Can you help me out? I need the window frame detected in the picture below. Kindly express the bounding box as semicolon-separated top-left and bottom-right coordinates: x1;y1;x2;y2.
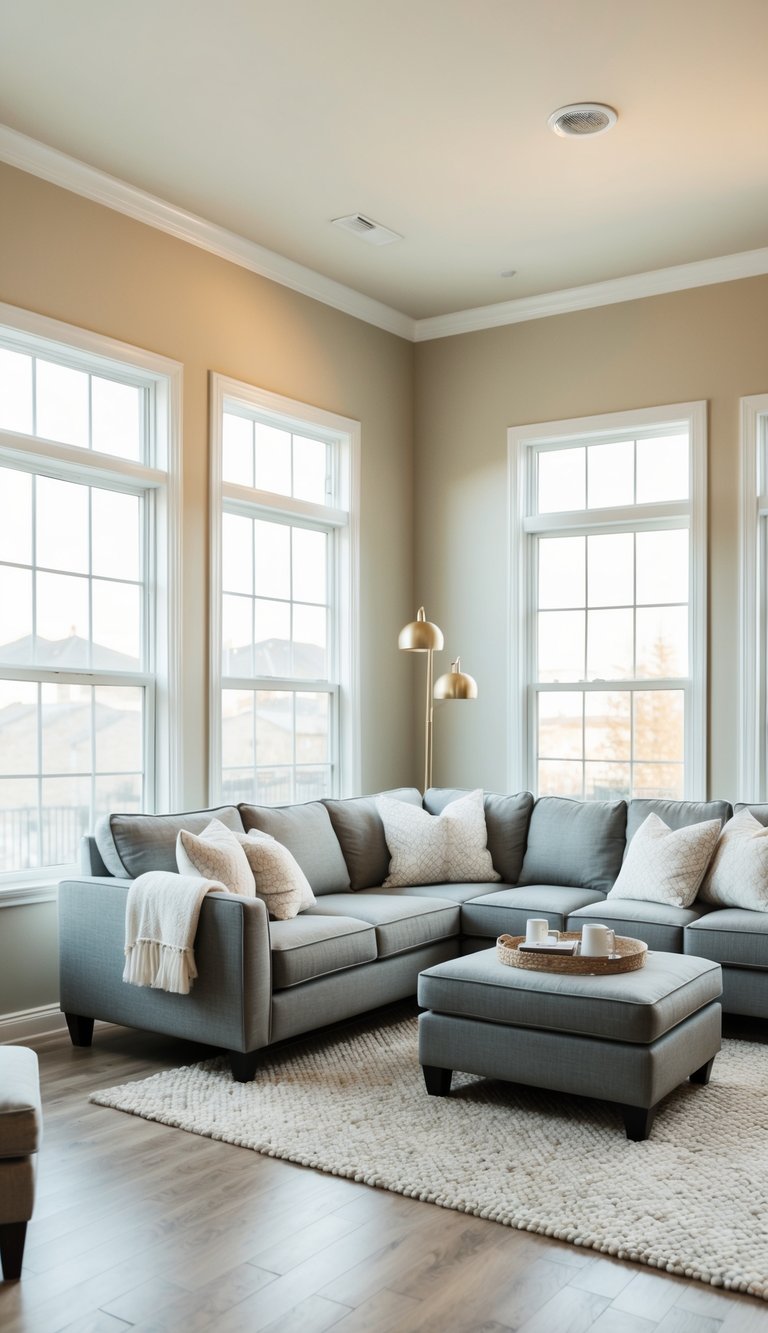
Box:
0;302;182;904
209;373;360;805
739;394;768;800
508;401;708;800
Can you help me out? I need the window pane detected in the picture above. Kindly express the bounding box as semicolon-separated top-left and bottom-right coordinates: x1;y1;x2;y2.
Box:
91;376;141;460
587;608;634;680
587;533;634;608
255;766;293;805
538;447;585;513
0;680;37;774
585;761;630;801
636;529;688;604
585;691;631;760
40;775;90;866
222;513;253;596
36;475;89;574
0;777;39;870
36;359;89;448
221;769;255;804
0;566;32;656
254;600;291;675
292;527;327;605
0;466;32;565
636;434;689;502
0;347;33;433
632;762;683;800
293;604;327;679
223;594;253;676
254;520;290;600
222;413;254;486
92;489;141;582
95;773;142;818
538;536;584;610
295;765;332;800
36;572;89;663
222;690;254;768
538;610;585;682
633;690;684;762
636;606;688;677
296;692;329;764
587;441;634;508
256;691;293;765
254;422;291;495
94;686;143;774
538;691;582;759
293;435;328;503
92;581;141;668
538;759;583;797
41;683;91;774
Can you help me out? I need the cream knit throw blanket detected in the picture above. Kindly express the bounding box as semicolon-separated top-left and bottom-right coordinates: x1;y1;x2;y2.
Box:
123;872;228;995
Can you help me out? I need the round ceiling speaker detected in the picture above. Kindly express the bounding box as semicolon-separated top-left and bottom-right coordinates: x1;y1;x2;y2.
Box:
548;103;618;137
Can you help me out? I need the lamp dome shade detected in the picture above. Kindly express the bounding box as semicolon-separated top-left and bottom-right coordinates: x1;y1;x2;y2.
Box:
434;658;478;700
398;606;444;652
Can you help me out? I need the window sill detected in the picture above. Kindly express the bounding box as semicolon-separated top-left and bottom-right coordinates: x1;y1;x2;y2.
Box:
0;880;61;908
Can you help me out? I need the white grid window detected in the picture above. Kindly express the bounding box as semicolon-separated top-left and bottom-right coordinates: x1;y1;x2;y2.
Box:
211;377;360;806
739;395;768;799
0;305;180;898
509;403;707;801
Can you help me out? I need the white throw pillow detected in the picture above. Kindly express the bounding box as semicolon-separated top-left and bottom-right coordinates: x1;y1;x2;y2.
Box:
698;808;768;910
378;788;499;887
607;812;721;908
176;818;255;897
236;830;316;919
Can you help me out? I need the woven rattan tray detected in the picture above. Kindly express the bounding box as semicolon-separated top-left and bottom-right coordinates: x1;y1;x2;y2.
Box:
497;931;648;975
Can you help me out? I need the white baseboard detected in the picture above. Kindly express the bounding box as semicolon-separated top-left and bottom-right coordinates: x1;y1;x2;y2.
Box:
0;1003;68;1044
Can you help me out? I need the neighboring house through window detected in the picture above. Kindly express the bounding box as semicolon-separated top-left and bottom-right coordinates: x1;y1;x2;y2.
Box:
210;375;360;806
508;402;707;801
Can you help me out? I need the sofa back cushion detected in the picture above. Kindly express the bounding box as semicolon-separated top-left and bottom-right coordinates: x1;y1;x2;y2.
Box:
239;800;350;894
735;802;768;828
518;796;627;894
323;788;422;890
423;788;534;885
95;806;244;879
626;798;732;846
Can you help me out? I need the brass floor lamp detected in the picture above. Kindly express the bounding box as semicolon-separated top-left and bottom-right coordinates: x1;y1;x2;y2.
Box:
398;607;477;791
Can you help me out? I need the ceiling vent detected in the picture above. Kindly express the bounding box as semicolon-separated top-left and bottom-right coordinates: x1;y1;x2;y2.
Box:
332;213;403;246
548;103;618;137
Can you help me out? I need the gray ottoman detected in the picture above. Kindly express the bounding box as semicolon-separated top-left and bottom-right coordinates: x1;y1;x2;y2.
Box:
0;1046;42;1280
417;949;722;1140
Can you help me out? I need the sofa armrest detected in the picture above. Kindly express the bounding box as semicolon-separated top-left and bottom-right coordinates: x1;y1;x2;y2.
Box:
79;836;113;877
58;878;272;1054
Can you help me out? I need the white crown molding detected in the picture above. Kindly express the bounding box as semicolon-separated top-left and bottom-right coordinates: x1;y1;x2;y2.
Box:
0;125;414;342
3;124;768;345
413;248;768;341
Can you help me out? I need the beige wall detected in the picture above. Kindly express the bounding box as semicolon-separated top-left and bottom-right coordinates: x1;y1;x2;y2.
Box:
0;162;417;1015
415;277;768;798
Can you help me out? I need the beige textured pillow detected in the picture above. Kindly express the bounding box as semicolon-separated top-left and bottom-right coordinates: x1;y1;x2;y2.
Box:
176;818;255;897
699;809;768;910
607;813;720;908
378;787;499;887
236;830;316;919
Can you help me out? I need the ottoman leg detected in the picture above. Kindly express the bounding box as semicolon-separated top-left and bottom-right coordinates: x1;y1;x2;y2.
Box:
0;1221;27;1281
423;1065;452;1096
620;1103;658;1142
690;1056;715;1085
65;1014;94;1048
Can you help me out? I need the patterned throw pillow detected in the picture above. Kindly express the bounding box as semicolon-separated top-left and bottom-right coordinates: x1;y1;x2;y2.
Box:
378;788;500;887
236;831;316;919
698;808;768;910
176;818;255;897
607;812;721;908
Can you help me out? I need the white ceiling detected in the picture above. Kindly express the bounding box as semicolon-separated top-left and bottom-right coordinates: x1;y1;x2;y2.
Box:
1;0;768;323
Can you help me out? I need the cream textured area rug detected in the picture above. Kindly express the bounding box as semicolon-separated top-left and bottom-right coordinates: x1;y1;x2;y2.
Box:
91;1011;768;1301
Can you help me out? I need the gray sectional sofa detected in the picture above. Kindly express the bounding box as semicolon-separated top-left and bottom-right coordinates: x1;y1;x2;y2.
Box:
58;788;768;1081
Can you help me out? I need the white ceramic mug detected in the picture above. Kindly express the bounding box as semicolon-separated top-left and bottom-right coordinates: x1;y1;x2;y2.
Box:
581;923;616;957
525;918;551;944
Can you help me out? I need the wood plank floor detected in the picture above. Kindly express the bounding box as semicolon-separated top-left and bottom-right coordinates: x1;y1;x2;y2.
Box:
2;1011;768;1333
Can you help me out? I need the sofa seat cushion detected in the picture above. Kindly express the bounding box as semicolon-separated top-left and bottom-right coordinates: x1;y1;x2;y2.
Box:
423;789;534;885
0;1047;41;1159
359;881;513;905
304;893;460;958
269;916;377;989
417;948;722;1044
239;801;350;894
95;806;243;878
518;797;626;894
684;909;768;969
461;885;605;938
323;789;422;890
568;898;710;952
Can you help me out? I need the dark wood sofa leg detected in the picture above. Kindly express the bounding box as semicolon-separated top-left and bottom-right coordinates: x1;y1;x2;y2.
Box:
690;1056;715;1085
229;1051;260;1083
65;1013;94;1048
620;1102;657;1142
0;1221;27;1281
423;1064;452;1096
